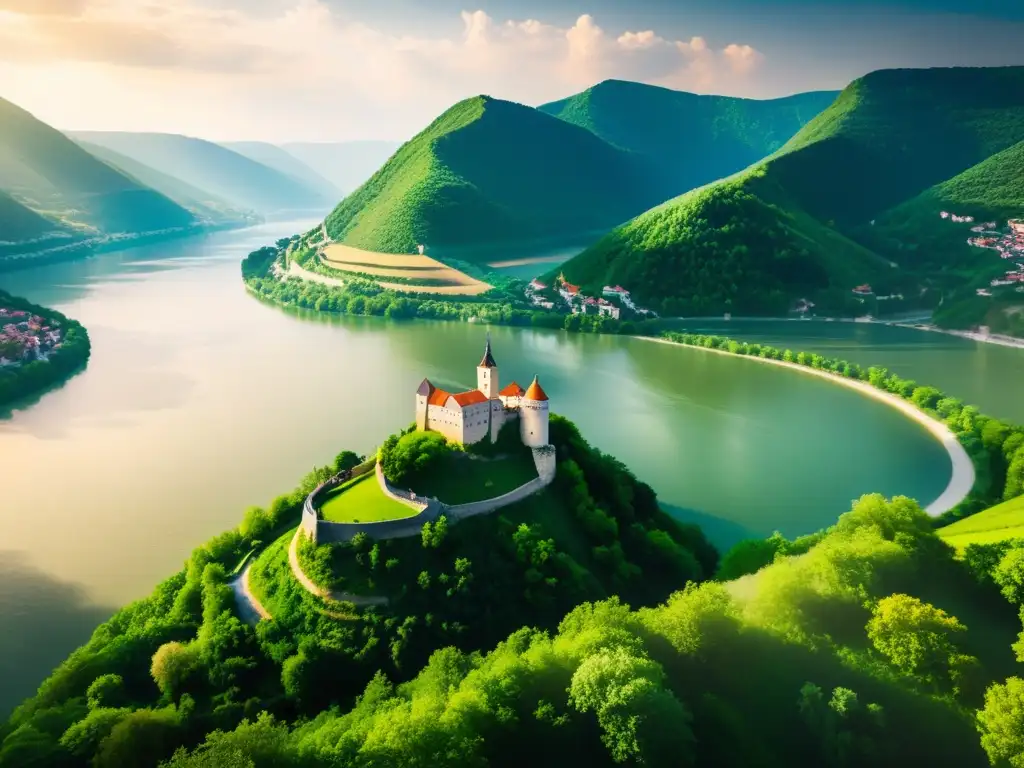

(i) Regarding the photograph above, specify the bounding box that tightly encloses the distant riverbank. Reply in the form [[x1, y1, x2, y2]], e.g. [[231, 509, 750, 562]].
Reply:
[[670, 314, 1024, 350], [637, 335, 976, 519], [0, 219, 255, 274]]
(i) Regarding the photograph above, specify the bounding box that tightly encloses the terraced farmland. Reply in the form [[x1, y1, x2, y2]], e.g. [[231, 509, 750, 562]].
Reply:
[[320, 243, 492, 295]]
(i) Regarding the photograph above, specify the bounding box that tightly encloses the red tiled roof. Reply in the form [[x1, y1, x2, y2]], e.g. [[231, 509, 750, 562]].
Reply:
[[427, 387, 452, 407], [563, 283, 580, 294], [524, 376, 548, 402], [499, 382, 524, 397], [451, 389, 489, 407]]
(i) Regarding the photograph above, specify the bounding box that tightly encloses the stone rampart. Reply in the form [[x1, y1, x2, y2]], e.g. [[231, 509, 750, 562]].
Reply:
[[445, 475, 549, 520], [305, 447, 559, 543]]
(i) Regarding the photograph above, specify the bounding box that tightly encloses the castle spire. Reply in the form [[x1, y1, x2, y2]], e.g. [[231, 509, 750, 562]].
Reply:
[[479, 332, 497, 368]]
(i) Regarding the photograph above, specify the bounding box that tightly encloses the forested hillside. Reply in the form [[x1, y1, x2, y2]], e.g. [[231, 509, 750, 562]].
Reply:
[[323, 96, 654, 257], [0, 97, 195, 236], [540, 79, 837, 201], [555, 66, 1024, 315], [0, 191, 63, 243]]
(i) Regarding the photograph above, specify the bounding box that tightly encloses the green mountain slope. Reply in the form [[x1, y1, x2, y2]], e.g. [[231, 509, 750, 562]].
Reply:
[[0, 97, 195, 235], [281, 140, 401, 194], [555, 66, 1024, 315], [869, 139, 1024, 270], [0, 191, 64, 243], [324, 96, 655, 256], [221, 141, 339, 200], [72, 132, 333, 215], [78, 141, 250, 224], [540, 80, 837, 200]]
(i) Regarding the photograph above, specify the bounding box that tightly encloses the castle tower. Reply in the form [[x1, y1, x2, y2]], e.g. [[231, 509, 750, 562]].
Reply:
[[520, 374, 549, 448], [415, 378, 433, 431], [477, 333, 499, 400]]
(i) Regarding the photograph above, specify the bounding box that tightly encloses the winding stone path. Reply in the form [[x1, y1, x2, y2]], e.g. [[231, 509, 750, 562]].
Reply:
[[230, 562, 272, 624], [288, 530, 389, 607]]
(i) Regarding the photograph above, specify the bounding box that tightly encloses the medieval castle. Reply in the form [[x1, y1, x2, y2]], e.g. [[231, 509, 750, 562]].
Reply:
[[414, 336, 550, 448]]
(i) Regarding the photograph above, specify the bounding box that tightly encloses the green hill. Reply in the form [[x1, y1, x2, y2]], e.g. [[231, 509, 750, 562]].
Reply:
[[539, 80, 837, 200], [77, 141, 251, 224], [0, 97, 195, 236], [281, 140, 401, 194], [72, 132, 333, 215], [939, 495, 1024, 550], [323, 95, 656, 257], [554, 66, 1024, 314], [0, 191, 64, 243], [221, 141, 340, 200], [869, 139, 1024, 271]]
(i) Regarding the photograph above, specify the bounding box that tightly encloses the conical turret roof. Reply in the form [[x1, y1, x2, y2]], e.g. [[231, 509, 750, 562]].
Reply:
[[479, 334, 497, 368], [524, 374, 548, 402]]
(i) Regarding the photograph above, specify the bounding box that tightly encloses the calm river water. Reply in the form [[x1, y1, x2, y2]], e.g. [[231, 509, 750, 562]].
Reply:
[[1, 221, 1018, 715]]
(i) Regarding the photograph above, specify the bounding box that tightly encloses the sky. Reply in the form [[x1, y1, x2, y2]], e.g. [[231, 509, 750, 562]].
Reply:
[[0, 0, 1022, 143]]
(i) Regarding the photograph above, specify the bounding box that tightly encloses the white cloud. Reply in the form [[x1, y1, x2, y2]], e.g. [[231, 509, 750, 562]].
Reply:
[[0, 2, 766, 141]]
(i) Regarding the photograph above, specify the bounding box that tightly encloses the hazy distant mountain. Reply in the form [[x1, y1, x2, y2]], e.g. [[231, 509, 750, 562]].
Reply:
[[79, 141, 252, 224], [221, 142, 340, 201], [0, 97, 195, 236], [72, 132, 333, 215], [281, 141, 400, 195]]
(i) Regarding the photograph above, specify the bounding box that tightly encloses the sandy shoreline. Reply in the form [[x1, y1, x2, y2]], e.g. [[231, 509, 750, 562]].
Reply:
[[636, 336, 976, 518]]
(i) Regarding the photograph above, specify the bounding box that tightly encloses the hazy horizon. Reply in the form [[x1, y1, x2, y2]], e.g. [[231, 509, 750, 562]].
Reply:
[[1, 0, 1021, 143]]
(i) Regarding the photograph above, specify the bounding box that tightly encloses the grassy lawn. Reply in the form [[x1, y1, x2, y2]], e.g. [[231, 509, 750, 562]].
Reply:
[[320, 473, 418, 523], [408, 451, 538, 505], [939, 496, 1024, 551]]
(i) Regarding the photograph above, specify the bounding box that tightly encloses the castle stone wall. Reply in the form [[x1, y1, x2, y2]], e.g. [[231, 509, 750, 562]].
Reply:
[[306, 448, 557, 543]]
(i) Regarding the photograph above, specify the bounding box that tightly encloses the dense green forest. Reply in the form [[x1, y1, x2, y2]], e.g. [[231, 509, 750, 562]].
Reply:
[[72, 132, 332, 215], [0, 290, 91, 408], [323, 95, 654, 258], [555, 66, 1024, 315], [0, 416, 717, 766], [539, 79, 837, 200], [0, 97, 195, 236]]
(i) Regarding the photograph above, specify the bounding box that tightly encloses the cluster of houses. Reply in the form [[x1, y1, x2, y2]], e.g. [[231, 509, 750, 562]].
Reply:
[[0, 308, 63, 367], [940, 211, 976, 224], [525, 275, 658, 320], [850, 284, 904, 302], [960, 218, 1024, 298]]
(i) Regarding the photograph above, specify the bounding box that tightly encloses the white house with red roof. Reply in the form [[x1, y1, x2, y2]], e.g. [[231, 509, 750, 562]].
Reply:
[[415, 336, 550, 447]]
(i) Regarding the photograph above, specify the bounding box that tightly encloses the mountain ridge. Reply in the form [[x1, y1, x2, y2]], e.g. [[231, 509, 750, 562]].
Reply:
[[71, 131, 333, 215], [553, 66, 1024, 315], [0, 97, 195, 236]]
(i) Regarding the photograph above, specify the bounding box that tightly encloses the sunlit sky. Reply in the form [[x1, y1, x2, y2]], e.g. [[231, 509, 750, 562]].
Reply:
[[1, 0, 1022, 143]]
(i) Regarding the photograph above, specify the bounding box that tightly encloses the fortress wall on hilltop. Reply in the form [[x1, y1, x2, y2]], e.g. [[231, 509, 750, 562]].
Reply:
[[305, 447, 559, 543]]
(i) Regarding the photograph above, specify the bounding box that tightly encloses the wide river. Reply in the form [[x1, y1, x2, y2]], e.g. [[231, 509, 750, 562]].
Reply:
[[1, 222, 1020, 715]]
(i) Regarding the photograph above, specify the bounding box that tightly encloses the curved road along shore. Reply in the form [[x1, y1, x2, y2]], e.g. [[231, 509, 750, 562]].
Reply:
[[636, 336, 975, 518]]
